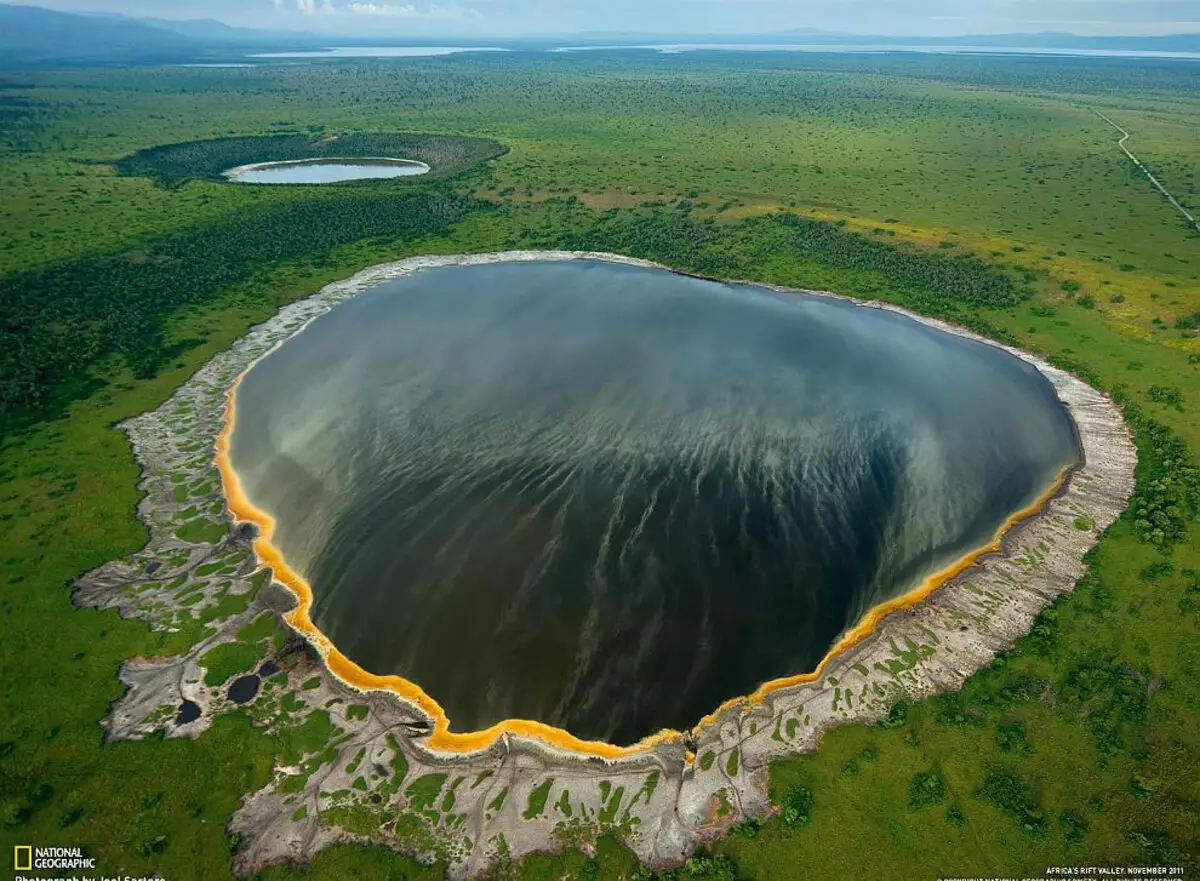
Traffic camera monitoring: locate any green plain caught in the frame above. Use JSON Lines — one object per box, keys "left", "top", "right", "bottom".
{"left": 0, "top": 50, "right": 1196, "bottom": 880}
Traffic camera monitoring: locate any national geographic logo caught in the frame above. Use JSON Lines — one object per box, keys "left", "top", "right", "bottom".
{"left": 13, "top": 844, "right": 97, "bottom": 871}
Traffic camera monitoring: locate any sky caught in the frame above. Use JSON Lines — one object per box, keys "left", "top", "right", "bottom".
{"left": 20, "top": 0, "right": 1200, "bottom": 37}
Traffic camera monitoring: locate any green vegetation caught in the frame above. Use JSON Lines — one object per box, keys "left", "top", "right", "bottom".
{"left": 486, "top": 786, "right": 509, "bottom": 814}
{"left": 908, "top": 770, "right": 948, "bottom": 810}
{"left": 385, "top": 734, "right": 408, "bottom": 787}
{"left": 995, "top": 720, "right": 1033, "bottom": 755}
{"left": 0, "top": 48, "right": 1196, "bottom": 881}
{"left": 116, "top": 132, "right": 505, "bottom": 187}
{"left": 174, "top": 519, "right": 228, "bottom": 545}
{"left": 980, "top": 769, "right": 1049, "bottom": 838}
{"left": 653, "top": 851, "right": 738, "bottom": 881}
{"left": 777, "top": 785, "right": 813, "bottom": 830}
{"left": 523, "top": 779, "right": 554, "bottom": 820}
{"left": 404, "top": 774, "right": 447, "bottom": 813}
{"left": 235, "top": 610, "right": 278, "bottom": 643}
{"left": 0, "top": 186, "right": 477, "bottom": 426}
{"left": 1060, "top": 809, "right": 1091, "bottom": 847}
{"left": 199, "top": 641, "right": 262, "bottom": 687}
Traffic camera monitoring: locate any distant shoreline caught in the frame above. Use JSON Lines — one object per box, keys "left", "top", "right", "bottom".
{"left": 246, "top": 44, "right": 1200, "bottom": 62}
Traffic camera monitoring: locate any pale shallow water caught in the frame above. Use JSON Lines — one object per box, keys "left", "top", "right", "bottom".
{"left": 552, "top": 43, "right": 1200, "bottom": 59}
{"left": 251, "top": 46, "right": 509, "bottom": 59}
{"left": 229, "top": 260, "right": 1081, "bottom": 743}
{"left": 224, "top": 158, "right": 430, "bottom": 184}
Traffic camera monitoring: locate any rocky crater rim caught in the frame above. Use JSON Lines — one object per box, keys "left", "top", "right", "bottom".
{"left": 214, "top": 250, "right": 1093, "bottom": 760}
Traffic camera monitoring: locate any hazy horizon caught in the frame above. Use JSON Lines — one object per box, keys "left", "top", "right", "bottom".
{"left": 7, "top": 0, "right": 1199, "bottom": 38}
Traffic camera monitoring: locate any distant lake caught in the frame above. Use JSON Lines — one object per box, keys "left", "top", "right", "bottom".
{"left": 553, "top": 43, "right": 1200, "bottom": 60}
{"left": 223, "top": 157, "right": 430, "bottom": 184}
{"left": 230, "top": 259, "right": 1080, "bottom": 744}
{"left": 250, "top": 46, "right": 510, "bottom": 59}
{"left": 244, "top": 43, "right": 1200, "bottom": 63}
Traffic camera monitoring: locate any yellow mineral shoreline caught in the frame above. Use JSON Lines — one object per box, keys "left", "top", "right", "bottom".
{"left": 216, "top": 359, "right": 1073, "bottom": 760}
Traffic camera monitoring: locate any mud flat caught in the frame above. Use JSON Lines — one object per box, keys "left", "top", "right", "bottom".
{"left": 75, "top": 251, "right": 1136, "bottom": 878}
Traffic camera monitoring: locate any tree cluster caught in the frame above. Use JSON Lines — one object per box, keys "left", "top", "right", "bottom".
{"left": 0, "top": 186, "right": 477, "bottom": 429}
{"left": 114, "top": 132, "right": 506, "bottom": 187}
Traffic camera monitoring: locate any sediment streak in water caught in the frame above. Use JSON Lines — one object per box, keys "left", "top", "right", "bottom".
{"left": 220, "top": 260, "right": 1081, "bottom": 749}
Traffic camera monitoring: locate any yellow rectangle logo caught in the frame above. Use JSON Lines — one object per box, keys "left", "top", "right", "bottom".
{"left": 14, "top": 845, "right": 32, "bottom": 871}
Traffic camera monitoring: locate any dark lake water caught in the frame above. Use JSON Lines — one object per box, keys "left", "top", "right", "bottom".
{"left": 225, "top": 158, "right": 430, "bottom": 184}
{"left": 229, "top": 260, "right": 1080, "bottom": 744}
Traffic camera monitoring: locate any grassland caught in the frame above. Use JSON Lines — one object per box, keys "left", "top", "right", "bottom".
{"left": 0, "top": 51, "right": 1197, "bottom": 880}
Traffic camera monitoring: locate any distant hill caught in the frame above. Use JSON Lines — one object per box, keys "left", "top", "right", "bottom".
{"left": 967, "top": 32, "right": 1200, "bottom": 52}
{"left": 0, "top": 4, "right": 328, "bottom": 67}
{"left": 0, "top": 3, "right": 203, "bottom": 66}
{"left": 769, "top": 29, "right": 1200, "bottom": 53}
{"left": 141, "top": 16, "right": 323, "bottom": 47}
{"left": 559, "top": 28, "right": 1200, "bottom": 54}
{"left": 1, "top": 2, "right": 1197, "bottom": 67}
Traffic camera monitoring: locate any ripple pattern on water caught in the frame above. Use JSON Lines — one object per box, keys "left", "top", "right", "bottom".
{"left": 229, "top": 260, "right": 1080, "bottom": 744}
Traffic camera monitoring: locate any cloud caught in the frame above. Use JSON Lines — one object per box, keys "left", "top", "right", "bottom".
{"left": 295, "top": 0, "right": 335, "bottom": 12}
{"left": 346, "top": 2, "right": 417, "bottom": 13}
{"left": 346, "top": 1, "right": 482, "bottom": 19}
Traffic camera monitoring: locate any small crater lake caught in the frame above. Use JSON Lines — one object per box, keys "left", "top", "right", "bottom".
{"left": 224, "top": 157, "right": 430, "bottom": 184}
{"left": 228, "top": 259, "right": 1081, "bottom": 745}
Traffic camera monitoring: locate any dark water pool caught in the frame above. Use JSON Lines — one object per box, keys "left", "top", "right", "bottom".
{"left": 226, "top": 675, "right": 261, "bottom": 705}
{"left": 229, "top": 260, "right": 1080, "bottom": 744}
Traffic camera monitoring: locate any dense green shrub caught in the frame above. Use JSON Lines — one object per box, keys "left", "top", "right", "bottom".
{"left": 1148, "top": 385, "right": 1184, "bottom": 410}
{"left": 648, "top": 850, "right": 739, "bottom": 880}
{"left": 2, "top": 202, "right": 1036, "bottom": 435}
{"left": 995, "top": 721, "right": 1033, "bottom": 755}
{"left": 0, "top": 187, "right": 477, "bottom": 427}
{"left": 1059, "top": 810, "right": 1090, "bottom": 847}
{"left": 1127, "top": 828, "right": 1175, "bottom": 863}
{"left": 1057, "top": 655, "right": 1148, "bottom": 756}
{"left": 908, "top": 771, "right": 948, "bottom": 810}
{"left": 560, "top": 210, "right": 1029, "bottom": 314}
{"left": 877, "top": 701, "right": 909, "bottom": 729}
{"left": 115, "top": 132, "right": 506, "bottom": 186}
{"left": 779, "top": 785, "right": 813, "bottom": 830}
{"left": 979, "top": 770, "right": 1048, "bottom": 838}
{"left": 1120, "top": 405, "right": 1199, "bottom": 548}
